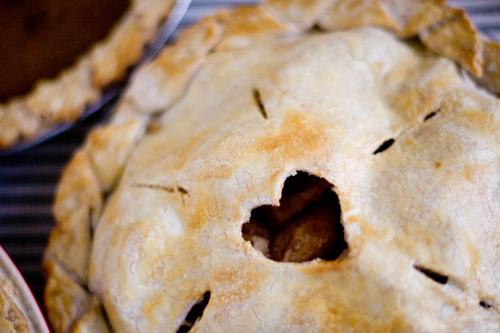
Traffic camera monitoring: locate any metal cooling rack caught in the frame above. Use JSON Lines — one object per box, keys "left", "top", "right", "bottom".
{"left": 0, "top": 0, "right": 498, "bottom": 308}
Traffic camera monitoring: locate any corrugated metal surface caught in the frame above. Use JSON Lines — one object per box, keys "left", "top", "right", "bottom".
{"left": 0, "top": 0, "right": 498, "bottom": 308}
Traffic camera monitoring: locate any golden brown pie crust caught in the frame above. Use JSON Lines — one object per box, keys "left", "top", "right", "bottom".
{"left": 0, "top": 0, "right": 177, "bottom": 149}
{"left": 44, "top": 0, "right": 500, "bottom": 332}
{"left": 0, "top": 280, "right": 30, "bottom": 333}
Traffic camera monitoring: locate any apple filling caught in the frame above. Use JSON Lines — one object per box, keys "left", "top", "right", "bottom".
{"left": 243, "top": 172, "right": 347, "bottom": 263}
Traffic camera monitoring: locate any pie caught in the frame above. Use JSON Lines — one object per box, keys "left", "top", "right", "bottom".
{"left": 44, "top": 0, "right": 500, "bottom": 332}
{"left": 0, "top": 278, "right": 31, "bottom": 333}
{"left": 0, "top": 0, "right": 177, "bottom": 148}
{"left": 0, "top": 247, "right": 48, "bottom": 333}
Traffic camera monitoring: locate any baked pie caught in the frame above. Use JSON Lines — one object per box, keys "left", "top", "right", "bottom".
{"left": 0, "top": 0, "right": 177, "bottom": 148}
{"left": 0, "top": 247, "right": 48, "bottom": 333}
{"left": 44, "top": 0, "right": 500, "bottom": 332}
{"left": 0, "top": 281, "right": 30, "bottom": 333}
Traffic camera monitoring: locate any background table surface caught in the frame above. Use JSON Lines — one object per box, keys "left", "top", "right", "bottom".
{"left": 0, "top": 0, "right": 499, "bottom": 308}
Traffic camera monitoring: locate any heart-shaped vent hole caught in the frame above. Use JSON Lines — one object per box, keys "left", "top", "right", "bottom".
{"left": 242, "top": 172, "right": 347, "bottom": 262}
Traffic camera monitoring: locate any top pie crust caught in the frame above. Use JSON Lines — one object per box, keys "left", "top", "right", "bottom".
{"left": 0, "top": 0, "right": 177, "bottom": 149}
{"left": 44, "top": 1, "right": 500, "bottom": 332}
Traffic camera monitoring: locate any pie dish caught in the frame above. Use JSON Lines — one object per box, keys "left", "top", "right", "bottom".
{"left": 0, "top": 247, "right": 49, "bottom": 333}
{"left": 0, "top": 0, "right": 177, "bottom": 149}
{"left": 44, "top": 0, "right": 500, "bottom": 332}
